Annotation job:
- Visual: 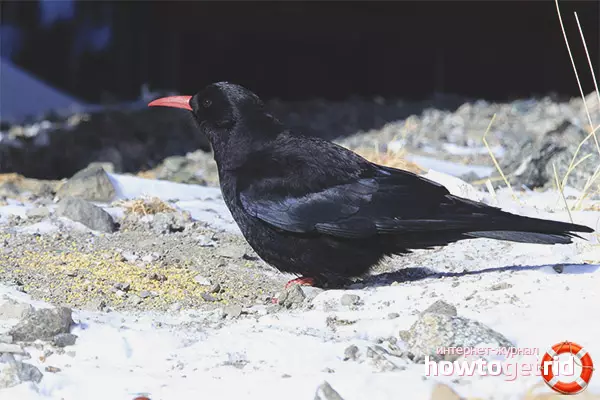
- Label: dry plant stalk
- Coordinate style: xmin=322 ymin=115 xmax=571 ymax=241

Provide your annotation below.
xmin=119 ymin=197 xmax=176 ymax=215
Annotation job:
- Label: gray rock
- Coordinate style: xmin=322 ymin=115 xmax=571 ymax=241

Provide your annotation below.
xmin=56 ymin=197 xmax=116 ymax=233
xmin=340 ymin=294 xmax=361 ymax=306
xmin=0 ymin=297 xmax=34 ymax=320
xmin=25 ymin=207 xmax=50 ymax=219
xmin=366 ymin=346 xmax=400 ymax=371
xmin=488 ymin=282 xmax=512 ymax=291
xmin=387 ymin=312 xmax=400 ymax=319
xmin=52 ymin=333 xmax=78 ymax=348
xmin=343 ymin=345 xmax=359 ymax=361
xmin=56 ymin=164 xmax=116 ymax=202
xmin=151 ymin=212 xmax=188 ymax=234
xmin=314 ymin=381 xmax=345 ymax=400
xmin=301 ymin=286 xmax=325 ymax=302
xmin=277 ymin=285 xmax=306 ymax=309
xmin=421 ymin=300 xmax=458 ymax=317
xmin=401 ymin=313 xmax=514 ymax=363
xmin=0 ymin=357 xmax=43 ymax=388
xmin=9 ymin=307 xmax=74 ymax=342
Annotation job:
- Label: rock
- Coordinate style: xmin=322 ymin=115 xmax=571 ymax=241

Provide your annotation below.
xmin=25 ymin=207 xmax=50 ymax=219
xmin=56 ymin=164 xmax=116 ymax=202
xmin=366 ymin=346 xmax=400 ymax=371
xmin=314 ymin=381 xmax=345 ymax=400
xmin=224 ymin=305 xmax=243 ymax=319
xmin=429 ymin=383 xmax=464 ymax=400
xmin=0 ymin=296 xmax=34 ymax=320
xmin=340 ymin=294 xmax=361 ymax=306
xmin=0 ymin=357 xmax=43 ymax=388
xmin=52 ymin=333 xmax=78 ymax=348
xmin=9 ymin=307 xmax=74 ymax=342
xmin=277 ymin=285 xmax=306 ymax=308
xmin=217 ymin=244 xmax=246 ymax=259
xmin=343 ymin=345 xmax=359 ymax=361
xmin=151 ymin=212 xmax=188 ymax=234
xmin=56 ymin=197 xmax=116 ymax=233
xmin=194 ymin=275 xmax=211 ymax=286
xmin=388 ymin=312 xmax=400 ymax=319
xmin=401 ymin=313 xmax=514 ymax=363
xmin=44 ymin=366 xmax=61 ymax=373
xmin=488 ymin=282 xmax=512 ymax=291
xmin=139 ymin=291 xmax=153 ymax=299
xmin=301 ymin=286 xmax=324 ymax=302
xmin=421 ymin=300 xmax=458 ymax=317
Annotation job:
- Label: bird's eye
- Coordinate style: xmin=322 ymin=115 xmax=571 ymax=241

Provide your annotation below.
xmin=202 ymin=99 xmax=212 ymax=108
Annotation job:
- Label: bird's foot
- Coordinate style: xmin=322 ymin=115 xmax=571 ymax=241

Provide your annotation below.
xmin=284 ymin=277 xmax=316 ymax=289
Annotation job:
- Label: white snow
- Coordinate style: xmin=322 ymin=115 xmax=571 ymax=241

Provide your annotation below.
xmin=406 ymin=154 xmax=494 ymax=178
xmin=1 ymin=169 xmax=600 ymax=399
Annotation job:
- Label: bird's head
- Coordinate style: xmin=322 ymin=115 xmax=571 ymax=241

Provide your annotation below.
xmin=149 ymin=82 xmax=282 ymax=168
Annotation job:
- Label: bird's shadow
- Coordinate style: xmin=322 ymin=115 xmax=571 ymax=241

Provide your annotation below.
xmin=353 ymin=263 xmax=600 ymax=288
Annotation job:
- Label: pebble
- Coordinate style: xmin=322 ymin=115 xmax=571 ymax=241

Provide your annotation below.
xmin=53 ymin=333 xmax=78 ymax=348
xmin=387 ymin=312 xmax=400 ymax=319
xmin=343 ymin=345 xmax=359 ymax=361
xmin=489 ymin=282 xmax=513 ymax=291
xmin=193 ymin=275 xmax=211 ymax=286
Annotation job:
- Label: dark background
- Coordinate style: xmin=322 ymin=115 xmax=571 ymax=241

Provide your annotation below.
xmin=1 ymin=0 xmax=599 ymax=103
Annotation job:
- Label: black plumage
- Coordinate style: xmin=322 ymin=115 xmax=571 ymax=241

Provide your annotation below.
xmin=149 ymin=82 xmax=594 ymax=286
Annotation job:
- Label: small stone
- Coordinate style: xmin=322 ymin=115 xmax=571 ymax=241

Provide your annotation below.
xmin=553 ymin=264 xmax=564 ymax=273
xmin=201 ymin=293 xmax=218 ymax=302
xmin=343 ymin=345 xmax=359 ymax=361
xmin=301 ymin=286 xmax=324 ymax=302
xmin=53 ymin=333 xmax=78 ymax=348
xmin=45 ymin=366 xmax=61 ymax=373
xmin=340 ymin=294 xmax=360 ymax=306
xmin=314 ymin=381 xmax=345 ymax=400
xmin=139 ymin=291 xmax=152 ymax=299
xmin=141 ymin=253 xmax=159 ymax=263
xmin=114 ymin=282 xmax=131 ymax=292
xmin=169 ymin=303 xmax=182 ymax=312
xmin=217 ymin=245 xmax=246 ymax=259
xmin=489 ymin=282 xmax=512 ymax=291
xmin=277 ymin=285 xmax=306 ymax=308
xmin=421 ymin=300 xmax=457 ymax=317
xmin=387 ymin=312 xmax=400 ymax=319
xmin=209 ymin=283 xmax=221 ymax=294
xmin=224 ymin=305 xmax=243 ymax=319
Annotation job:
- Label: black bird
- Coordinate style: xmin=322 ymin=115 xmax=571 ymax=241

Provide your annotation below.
xmin=149 ymin=82 xmax=594 ymax=288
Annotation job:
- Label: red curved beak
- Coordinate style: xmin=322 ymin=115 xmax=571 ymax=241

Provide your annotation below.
xmin=148 ymin=96 xmax=193 ymax=111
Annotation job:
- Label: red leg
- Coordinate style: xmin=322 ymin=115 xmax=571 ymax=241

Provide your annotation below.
xmin=285 ymin=277 xmax=316 ymax=289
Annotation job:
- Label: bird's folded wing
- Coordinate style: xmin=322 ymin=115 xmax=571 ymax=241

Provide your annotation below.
xmin=239 ymin=166 xmax=481 ymax=239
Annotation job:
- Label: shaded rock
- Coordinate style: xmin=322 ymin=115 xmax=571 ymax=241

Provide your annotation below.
xmin=277 ymin=285 xmax=306 ymax=308
xmin=401 ymin=313 xmax=514 ymax=363
xmin=343 ymin=345 xmax=359 ymax=361
xmin=421 ymin=300 xmax=458 ymax=317
xmin=0 ymin=356 xmax=43 ymax=388
xmin=9 ymin=307 xmax=74 ymax=342
xmin=52 ymin=333 xmax=78 ymax=348
xmin=224 ymin=305 xmax=243 ymax=319
xmin=56 ymin=197 xmax=116 ymax=233
xmin=314 ymin=381 xmax=345 ymax=400
xmin=56 ymin=164 xmax=116 ymax=202
xmin=151 ymin=212 xmax=189 ymax=234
